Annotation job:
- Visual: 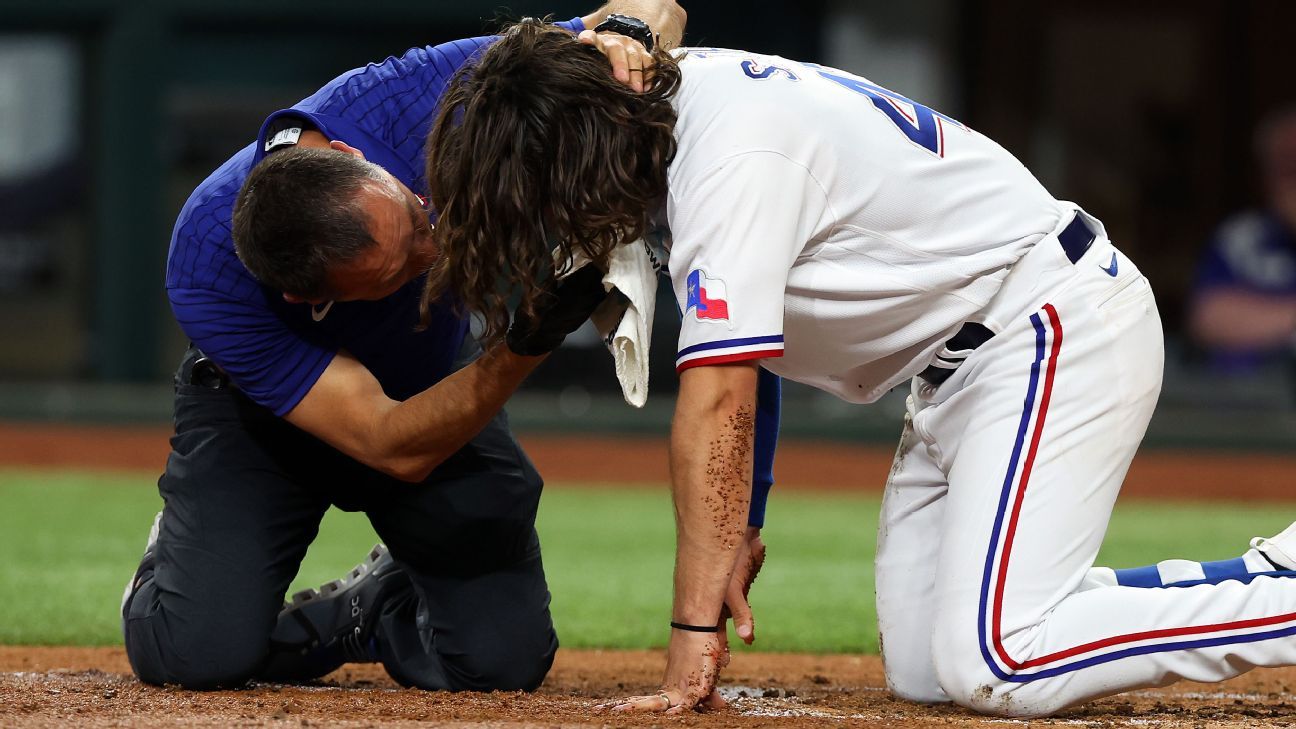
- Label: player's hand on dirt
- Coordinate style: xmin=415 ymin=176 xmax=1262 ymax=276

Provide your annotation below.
xmin=578 ymin=30 xmax=654 ymax=92
xmin=721 ymin=526 xmax=766 ymax=646
xmin=506 ymin=264 xmax=609 ymax=356
xmin=598 ymin=629 xmax=726 ymax=714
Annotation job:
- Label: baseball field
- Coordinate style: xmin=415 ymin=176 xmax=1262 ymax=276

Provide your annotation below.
xmin=3 ymin=422 xmax=1296 ymax=727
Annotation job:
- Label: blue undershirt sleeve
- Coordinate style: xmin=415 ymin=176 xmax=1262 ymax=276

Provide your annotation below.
xmin=749 ymin=368 xmax=782 ymax=528
xmin=556 ymin=17 xmax=585 ymax=33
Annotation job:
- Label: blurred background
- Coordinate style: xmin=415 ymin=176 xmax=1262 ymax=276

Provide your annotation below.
xmin=1 ymin=0 xmax=1294 ymax=448
xmin=0 ymin=0 xmax=1294 ymax=660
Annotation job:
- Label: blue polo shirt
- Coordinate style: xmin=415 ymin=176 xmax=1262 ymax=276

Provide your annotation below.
xmin=165 ymin=21 xmax=583 ymax=416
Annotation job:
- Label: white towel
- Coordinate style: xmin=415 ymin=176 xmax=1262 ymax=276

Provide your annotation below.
xmin=566 ymin=239 xmax=661 ymax=408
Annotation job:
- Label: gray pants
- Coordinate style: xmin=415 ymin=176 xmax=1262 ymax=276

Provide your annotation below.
xmin=122 ymin=349 xmax=556 ymax=690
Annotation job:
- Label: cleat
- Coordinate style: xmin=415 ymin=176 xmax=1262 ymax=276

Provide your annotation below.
xmin=262 ymin=544 xmax=410 ymax=680
xmin=1251 ymin=521 xmax=1296 ymax=571
xmin=121 ymin=511 xmax=163 ymax=623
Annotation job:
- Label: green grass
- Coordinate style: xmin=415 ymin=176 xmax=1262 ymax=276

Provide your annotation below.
xmin=0 ymin=469 xmax=1292 ymax=653
xmin=540 ymin=485 xmax=877 ymax=652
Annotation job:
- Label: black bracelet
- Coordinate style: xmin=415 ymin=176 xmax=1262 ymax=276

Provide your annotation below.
xmin=670 ymin=621 xmax=720 ymax=633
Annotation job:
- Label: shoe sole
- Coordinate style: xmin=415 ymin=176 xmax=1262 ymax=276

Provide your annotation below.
xmin=285 ymin=544 xmax=389 ymax=608
xmin=122 ymin=511 xmax=165 ymax=619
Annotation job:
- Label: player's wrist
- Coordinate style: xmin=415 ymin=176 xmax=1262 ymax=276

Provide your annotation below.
xmin=670 ymin=620 xmax=720 ymax=633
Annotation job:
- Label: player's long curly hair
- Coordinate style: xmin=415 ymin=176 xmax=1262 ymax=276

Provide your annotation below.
xmin=422 ymin=19 xmax=681 ymax=344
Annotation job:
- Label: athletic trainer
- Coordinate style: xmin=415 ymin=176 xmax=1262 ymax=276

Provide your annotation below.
xmin=121 ymin=4 xmax=685 ymax=692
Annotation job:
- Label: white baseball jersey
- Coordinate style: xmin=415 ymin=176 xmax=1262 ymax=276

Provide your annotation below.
xmin=664 ymin=49 xmax=1069 ymax=402
xmin=661 ymin=49 xmax=1296 ymax=719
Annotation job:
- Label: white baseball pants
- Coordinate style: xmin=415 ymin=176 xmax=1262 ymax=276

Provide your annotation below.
xmin=875 ymin=212 xmax=1296 ymax=717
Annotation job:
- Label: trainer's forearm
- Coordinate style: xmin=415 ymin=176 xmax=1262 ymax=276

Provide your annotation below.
xmin=373 ymin=346 xmax=543 ymax=481
xmin=668 ymin=365 xmax=758 ymax=625
xmin=582 ymin=0 xmax=686 ymax=49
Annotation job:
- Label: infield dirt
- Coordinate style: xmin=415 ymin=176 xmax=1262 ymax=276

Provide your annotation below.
xmin=2 ymin=422 xmax=1295 ymax=501
xmin=6 ymin=646 xmax=1296 ymax=728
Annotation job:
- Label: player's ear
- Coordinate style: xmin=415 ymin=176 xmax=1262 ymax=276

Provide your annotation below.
xmin=329 ymin=140 xmax=366 ymax=160
xmin=283 ymin=292 xmax=307 ymax=304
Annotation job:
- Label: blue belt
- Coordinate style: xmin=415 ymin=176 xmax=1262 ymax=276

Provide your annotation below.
xmin=918 ymin=214 xmax=1095 ymax=386
xmin=1057 ymin=213 xmax=1097 ymax=264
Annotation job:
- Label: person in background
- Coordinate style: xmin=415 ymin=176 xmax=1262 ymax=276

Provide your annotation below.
xmin=1190 ymin=106 xmax=1296 ymax=373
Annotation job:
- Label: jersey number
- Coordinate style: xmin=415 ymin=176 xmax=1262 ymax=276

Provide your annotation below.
xmin=741 ymin=59 xmax=800 ymax=81
xmin=738 ymin=58 xmax=967 ymax=157
xmin=816 ymin=69 xmax=965 ymax=158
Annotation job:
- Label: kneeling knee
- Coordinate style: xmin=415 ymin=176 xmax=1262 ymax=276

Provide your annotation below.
xmin=881 ymin=647 xmax=949 ymax=705
xmin=127 ymin=623 xmax=265 ymax=690
xmin=482 ymin=650 xmax=555 ymax=692
xmin=134 ymin=648 xmax=263 ymax=690
xmin=930 ymin=653 xmax=1067 ymax=718
xmin=926 ymin=625 xmax=1042 ymax=717
xmin=933 ymin=667 xmax=1012 ymax=716
xmin=472 ymin=637 xmax=556 ymax=691
xmin=426 ymin=630 xmax=557 ymax=692
xmin=926 ymin=605 xmax=1079 ymax=717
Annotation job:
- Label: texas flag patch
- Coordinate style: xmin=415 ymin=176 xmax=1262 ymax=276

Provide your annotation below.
xmin=686 ymin=269 xmax=730 ymax=324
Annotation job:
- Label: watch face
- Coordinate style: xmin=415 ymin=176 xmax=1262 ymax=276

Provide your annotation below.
xmin=611 ymin=13 xmax=648 ymax=31
xmin=600 ymin=14 xmax=654 ymax=51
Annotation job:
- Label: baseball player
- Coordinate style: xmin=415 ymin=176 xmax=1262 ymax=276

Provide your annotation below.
xmin=119 ymin=4 xmax=687 ymax=692
xmin=422 ymin=23 xmax=1296 ymax=718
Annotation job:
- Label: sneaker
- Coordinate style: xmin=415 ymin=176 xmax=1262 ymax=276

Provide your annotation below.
xmin=121 ymin=510 xmax=163 ymax=623
xmin=262 ymin=544 xmax=410 ymax=681
xmin=1251 ymin=521 xmax=1296 ymax=570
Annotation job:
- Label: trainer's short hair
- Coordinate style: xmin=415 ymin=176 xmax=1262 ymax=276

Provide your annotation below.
xmin=232 ymin=147 xmax=387 ymax=299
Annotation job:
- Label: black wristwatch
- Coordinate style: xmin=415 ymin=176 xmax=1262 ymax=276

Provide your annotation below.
xmin=593 ymin=13 xmax=655 ymax=52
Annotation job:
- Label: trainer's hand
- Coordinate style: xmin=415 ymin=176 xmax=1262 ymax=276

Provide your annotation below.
xmin=598 ymin=629 xmax=727 ymax=714
xmin=578 ymin=30 xmax=653 ymax=93
xmin=721 ymin=526 xmax=766 ymax=646
xmin=506 ymin=264 xmax=609 ymax=357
